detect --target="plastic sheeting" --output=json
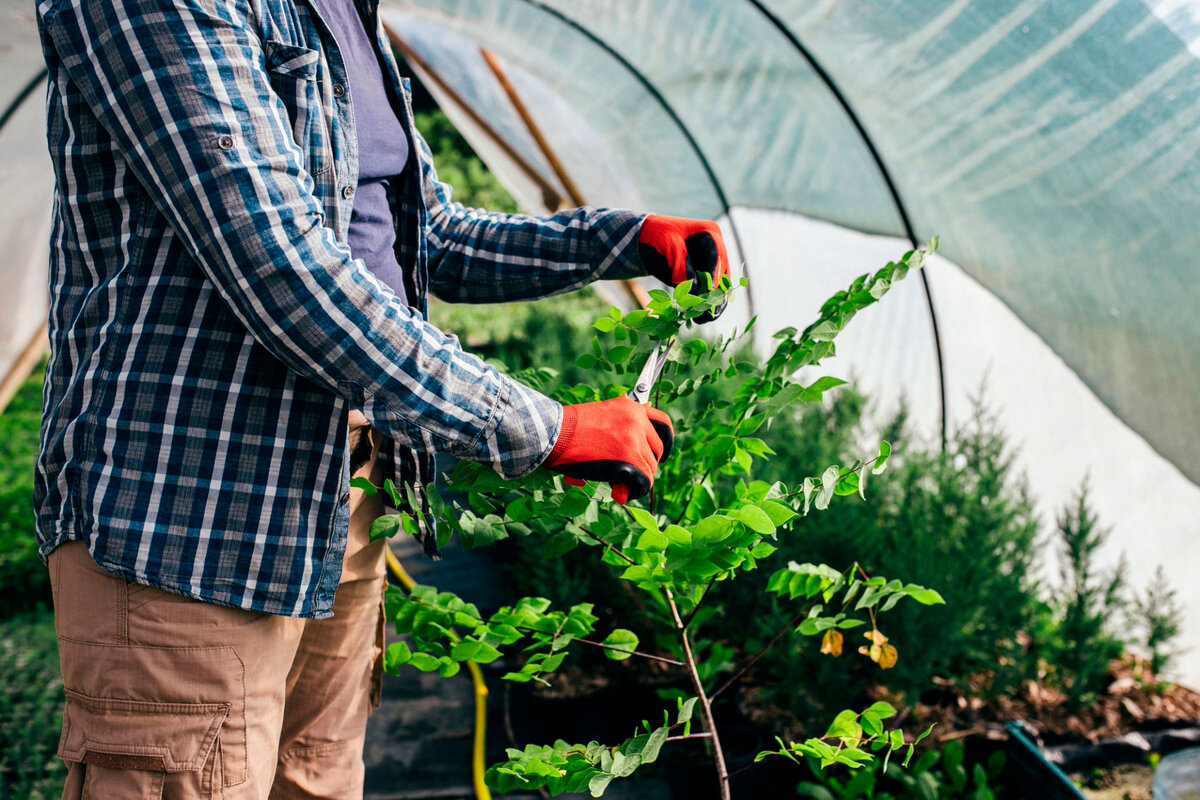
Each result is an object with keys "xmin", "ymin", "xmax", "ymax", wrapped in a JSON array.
[
  {"xmin": 385, "ymin": 0, "xmax": 1200, "ymax": 492},
  {"xmin": 0, "ymin": 0, "xmax": 51, "ymax": 395},
  {"xmin": 382, "ymin": 0, "xmax": 1200, "ymax": 681}
]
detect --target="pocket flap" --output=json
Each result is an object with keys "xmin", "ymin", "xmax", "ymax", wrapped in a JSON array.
[
  {"xmin": 58, "ymin": 689, "xmax": 229, "ymax": 773},
  {"xmin": 264, "ymin": 39, "xmax": 320, "ymax": 78}
]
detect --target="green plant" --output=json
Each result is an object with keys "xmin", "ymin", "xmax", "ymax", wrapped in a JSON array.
[
  {"xmin": 363, "ymin": 242, "xmax": 948, "ymax": 798},
  {"xmin": 796, "ymin": 740, "xmax": 1006, "ymax": 800},
  {"xmin": 0, "ymin": 607, "xmax": 66, "ymax": 800},
  {"xmin": 1050, "ymin": 482, "xmax": 1127, "ymax": 707},
  {"xmin": 0, "ymin": 361, "xmax": 49, "ymax": 613},
  {"xmin": 1133, "ymin": 564, "xmax": 1183, "ymax": 678}
]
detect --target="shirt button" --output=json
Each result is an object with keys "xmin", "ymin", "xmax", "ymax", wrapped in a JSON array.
[
  {"xmin": 340, "ymin": 492, "xmax": 351, "ymax": 505},
  {"xmin": 217, "ymin": 135, "xmax": 234, "ymax": 150},
  {"xmin": 342, "ymin": 185, "xmax": 354, "ymax": 199},
  {"xmin": 332, "ymin": 83, "xmax": 345, "ymax": 98}
]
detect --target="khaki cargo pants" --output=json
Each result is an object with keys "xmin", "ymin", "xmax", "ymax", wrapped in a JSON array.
[{"xmin": 50, "ymin": 413, "xmax": 389, "ymax": 800}]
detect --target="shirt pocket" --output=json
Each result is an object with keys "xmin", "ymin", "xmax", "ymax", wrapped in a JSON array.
[{"xmin": 264, "ymin": 39, "xmax": 332, "ymax": 178}]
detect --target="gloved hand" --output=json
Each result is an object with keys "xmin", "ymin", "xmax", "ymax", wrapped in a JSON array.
[
  {"xmin": 638, "ymin": 214, "xmax": 731, "ymax": 322},
  {"xmin": 543, "ymin": 396, "xmax": 674, "ymax": 503}
]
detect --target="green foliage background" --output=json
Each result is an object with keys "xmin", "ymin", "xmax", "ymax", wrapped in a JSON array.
[{"xmin": 0, "ymin": 365, "xmax": 66, "ymax": 800}]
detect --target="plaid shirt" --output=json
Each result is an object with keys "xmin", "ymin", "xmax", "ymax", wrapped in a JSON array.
[{"xmin": 34, "ymin": 0, "xmax": 646, "ymax": 617}]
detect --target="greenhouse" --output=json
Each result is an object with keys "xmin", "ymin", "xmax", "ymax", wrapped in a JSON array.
[{"xmin": 2, "ymin": 0, "xmax": 1199, "ymax": 797}]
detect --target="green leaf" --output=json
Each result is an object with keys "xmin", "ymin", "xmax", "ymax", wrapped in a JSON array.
[
  {"xmin": 593, "ymin": 317, "xmax": 617, "ymax": 333},
  {"xmin": 368, "ymin": 515, "xmax": 400, "ymax": 542},
  {"xmin": 620, "ymin": 565, "xmax": 654, "ymax": 584},
  {"xmin": 691, "ymin": 515, "xmax": 737, "ymax": 544},
  {"xmin": 609, "ymin": 345, "xmax": 634, "ymax": 364},
  {"xmin": 636, "ymin": 527, "xmax": 668, "ymax": 551},
  {"xmin": 807, "ymin": 319, "xmax": 840, "ymax": 341},
  {"xmin": 575, "ymin": 353, "xmax": 597, "ymax": 369},
  {"xmin": 407, "ymin": 652, "xmax": 441, "ymax": 672},
  {"xmin": 628, "ymin": 507, "xmax": 659, "ymax": 531},
  {"xmin": 450, "ymin": 639, "xmax": 502, "ymax": 663},
  {"xmin": 908, "ymin": 588, "xmax": 946, "ymax": 605},
  {"xmin": 758, "ymin": 499, "xmax": 798, "ymax": 527},
  {"xmin": 350, "ymin": 476, "xmax": 377, "ymax": 496},
  {"xmin": 873, "ymin": 441, "xmax": 891, "ymax": 474},
  {"xmin": 801, "ymin": 376, "xmax": 846, "ymax": 402},
  {"xmin": 383, "ymin": 641, "xmax": 411, "ymax": 670},
  {"xmin": 732, "ymin": 505, "xmax": 775, "ymax": 535},
  {"xmin": 677, "ymin": 697, "xmax": 699, "ymax": 724},
  {"xmin": 866, "ymin": 701, "xmax": 897, "ymax": 719},
  {"xmin": 588, "ymin": 773, "xmax": 614, "ymax": 797},
  {"xmin": 600, "ymin": 629, "xmax": 639, "ymax": 660}
]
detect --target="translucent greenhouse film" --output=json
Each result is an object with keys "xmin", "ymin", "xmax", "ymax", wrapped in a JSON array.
[{"xmin": 381, "ymin": 0, "xmax": 1200, "ymax": 680}]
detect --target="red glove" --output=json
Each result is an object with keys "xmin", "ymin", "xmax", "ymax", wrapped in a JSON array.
[
  {"xmin": 638, "ymin": 214, "xmax": 731, "ymax": 322},
  {"xmin": 543, "ymin": 396, "xmax": 674, "ymax": 503}
]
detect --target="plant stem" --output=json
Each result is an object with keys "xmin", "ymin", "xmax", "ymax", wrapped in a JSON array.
[
  {"xmin": 710, "ymin": 602, "xmax": 815, "ymax": 702},
  {"xmin": 580, "ymin": 525, "xmax": 636, "ymax": 565},
  {"xmin": 572, "ymin": 636, "xmax": 684, "ymax": 667},
  {"xmin": 666, "ymin": 732, "xmax": 713, "ymax": 743},
  {"xmin": 665, "ymin": 587, "xmax": 730, "ymax": 800}
]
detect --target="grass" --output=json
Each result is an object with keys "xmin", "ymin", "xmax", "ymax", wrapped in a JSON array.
[{"xmin": 0, "ymin": 607, "xmax": 65, "ymax": 800}]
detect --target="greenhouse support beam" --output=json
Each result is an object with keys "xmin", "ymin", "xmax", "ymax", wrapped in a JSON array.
[
  {"xmin": 513, "ymin": 0, "xmax": 754, "ymax": 319},
  {"xmin": 0, "ymin": 322, "xmax": 48, "ymax": 415},
  {"xmin": 744, "ymin": 0, "xmax": 948, "ymax": 448},
  {"xmin": 479, "ymin": 48, "xmax": 649, "ymax": 310},
  {"xmin": 0, "ymin": 70, "xmax": 47, "ymax": 134}
]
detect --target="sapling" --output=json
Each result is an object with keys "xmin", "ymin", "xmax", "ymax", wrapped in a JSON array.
[{"xmin": 357, "ymin": 241, "xmax": 945, "ymax": 798}]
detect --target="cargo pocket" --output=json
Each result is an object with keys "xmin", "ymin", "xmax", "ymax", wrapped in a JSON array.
[{"xmin": 59, "ymin": 689, "xmax": 229, "ymax": 799}]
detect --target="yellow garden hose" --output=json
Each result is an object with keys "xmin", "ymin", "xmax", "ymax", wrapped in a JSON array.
[{"xmin": 385, "ymin": 544, "xmax": 492, "ymax": 800}]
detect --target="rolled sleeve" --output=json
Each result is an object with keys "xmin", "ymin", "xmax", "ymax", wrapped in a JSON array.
[{"xmin": 417, "ymin": 133, "xmax": 648, "ymax": 303}]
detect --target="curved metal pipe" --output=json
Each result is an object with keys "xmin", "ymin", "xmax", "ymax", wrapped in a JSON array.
[
  {"xmin": 0, "ymin": 70, "xmax": 48, "ymax": 134},
  {"xmin": 513, "ymin": 0, "xmax": 754, "ymax": 317},
  {"xmin": 744, "ymin": 0, "xmax": 948, "ymax": 447}
]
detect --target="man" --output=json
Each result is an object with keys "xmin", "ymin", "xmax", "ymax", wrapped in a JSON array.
[{"xmin": 35, "ymin": 0, "xmax": 730, "ymax": 796}]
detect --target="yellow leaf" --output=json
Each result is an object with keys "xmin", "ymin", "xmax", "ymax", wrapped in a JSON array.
[
  {"xmin": 878, "ymin": 644, "xmax": 899, "ymax": 669},
  {"xmin": 862, "ymin": 629, "xmax": 889, "ymax": 647},
  {"xmin": 821, "ymin": 630, "xmax": 843, "ymax": 657}
]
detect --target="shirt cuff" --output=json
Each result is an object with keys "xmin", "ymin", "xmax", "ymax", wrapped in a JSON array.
[
  {"xmin": 482, "ymin": 377, "xmax": 564, "ymax": 480},
  {"xmin": 593, "ymin": 209, "xmax": 649, "ymax": 282}
]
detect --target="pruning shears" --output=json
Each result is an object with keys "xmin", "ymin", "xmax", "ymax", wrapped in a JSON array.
[
  {"xmin": 564, "ymin": 338, "xmax": 676, "ymax": 503},
  {"xmin": 629, "ymin": 337, "xmax": 676, "ymax": 405}
]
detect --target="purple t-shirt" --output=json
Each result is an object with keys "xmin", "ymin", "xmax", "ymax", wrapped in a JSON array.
[{"xmin": 311, "ymin": 0, "xmax": 410, "ymax": 303}]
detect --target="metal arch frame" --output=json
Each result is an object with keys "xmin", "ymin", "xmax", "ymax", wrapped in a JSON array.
[
  {"xmin": 513, "ymin": 0, "xmax": 753, "ymax": 317},
  {"xmin": 744, "ymin": 0, "xmax": 948, "ymax": 447},
  {"xmin": 0, "ymin": 70, "xmax": 48, "ymax": 134}
]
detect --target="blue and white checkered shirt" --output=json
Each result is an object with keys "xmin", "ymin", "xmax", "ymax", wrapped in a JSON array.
[{"xmin": 34, "ymin": 0, "xmax": 646, "ymax": 617}]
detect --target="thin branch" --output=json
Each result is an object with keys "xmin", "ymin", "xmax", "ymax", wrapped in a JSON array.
[
  {"xmin": 667, "ymin": 732, "xmax": 713, "ymax": 743},
  {"xmin": 665, "ymin": 587, "xmax": 731, "ymax": 800},
  {"xmin": 580, "ymin": 524, "xmax": 636, "ymax": 566},
  {"xmin": 710, "ymin": 600, "xmax": 817, "ymax": 702},
  {"xmin": 502, "ymin": 620, "xmax": 684, "ymax": 667},
  {"xmin": 573, "ymin": 636, "xmax": 684, "ymax": 667}
]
